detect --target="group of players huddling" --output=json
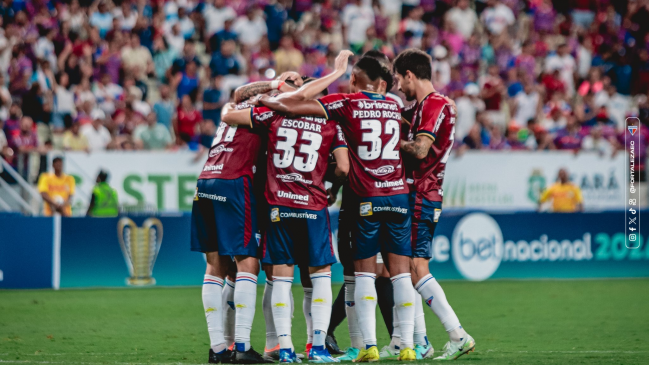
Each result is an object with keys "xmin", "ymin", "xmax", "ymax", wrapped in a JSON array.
[{"xmin": 191, "ymin": 48, "xmax": 475, "ymax": 364}]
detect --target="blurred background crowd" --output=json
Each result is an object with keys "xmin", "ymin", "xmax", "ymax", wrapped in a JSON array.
[{"xmin": 0, "ymin": 0, "xmax": 648, "ymax": 183}]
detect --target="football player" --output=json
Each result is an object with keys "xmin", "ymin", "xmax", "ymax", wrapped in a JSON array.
[
  {"xmin": 394, "ymin": 48, "xmax": 476, "ymax": 360},
  {"xmin": 192, "ymin": 72, "xmax": 301, "ymax": 364},
  {"xmin": 256, "ymin": 55, "xmax": 418, "ymax": 362},
  {"xmin": 221, "ymin": 50, "xmax": 353, "ymax": 363}
]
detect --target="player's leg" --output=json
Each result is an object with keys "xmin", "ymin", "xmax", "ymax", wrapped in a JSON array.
[
  {"xmin": 326, "ymin": 284, "xmax": 346, "ymax": 355},
  {"xmin": 305, "ymin": 208, "xmax": 338, "ymax": 363},
  {"xmin": 407, "ymin": 191, "xmax": 434, "ymax": 359},
  {"xmin": 216, "ymin": 177, "xmax": 269, "ymax": 364},
  {"xmin": 204, "ymin": 252, "xmax": 231, "ymax": 360},
  {"xmin": 191, "ymin": 179, "xmax": 233, "ymax": 364},
  {"xmin": 233, "ymin": 256, "xmax": 261, "ymax": 352},
  {"xmin": 272, "ymin": 264, "xmax": 297, "ymax": 362},
  {"xmin": 351, "ymin": 202, "xmax": 383, "ymax": 362},
  {"xmin": 333, "ymin": 196, "xmax": 363, "ymax": 360},
  {"xmin": 299, "ymin": 264, "xmax": 314, "ymax": 354},
  {"xmin": 374, "ymin": 261, "xmax": 400, "ymax": 359},
  {"xmin": 223, "ymin": 263, "xmax": 237, "ymax": 350},
  {"xmin": 262, "ymin": 264, "xmax": 280, "ymax": 360},
  {"xmin": 375, "ymin": 261, "xmax": 394, "ymax": 337},
  {"xmin": 264, "ymin": 205, "xmax": 301, "ymax": 363},
  {"xmin": 410, "ymin": 196, "xmax": 474, "ymax": 360},
  {"xmin": 382, "ymin": 194, "xmax": 417, "ymax": 361}
]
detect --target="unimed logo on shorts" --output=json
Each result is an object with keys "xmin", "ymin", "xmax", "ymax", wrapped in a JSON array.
[{"xmin": 451, "ymin": 213, "xmax": 503, "ymax": 281}]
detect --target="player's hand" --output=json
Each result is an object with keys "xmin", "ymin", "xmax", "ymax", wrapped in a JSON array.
[
  {"xmin": 335, "ymin": 50, "xmax": 354, "ymax": 74},
  {"xmin": 327, "ymin": 188, "xmax": 337, "ymax": 206},
  {"xmin": 254, "ymin": 94, "xmax": 271, "ymax": 106},
  {"xmin": 278, "ymin": 71, "xmax": 302, "ymax": 87}
]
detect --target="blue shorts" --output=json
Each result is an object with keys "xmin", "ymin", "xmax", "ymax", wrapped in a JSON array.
[
  {"xmin": 409, "ymin": 191, "xmax": 442, "ymax": 259},
  {"xmin": 351, "ymin": 192, "xmax": 412, "ymax": 260},
  {"xmin": 190, "ymin": 177, "xmax": 260, "ymax": 256},
  {"xmin": 262, "ymin": 205, "xmax": 337, "ymax": 267}
]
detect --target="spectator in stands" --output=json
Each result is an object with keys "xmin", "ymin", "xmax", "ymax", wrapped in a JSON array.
[
  {"xmin": 342, "ymin": 0, "xmax": 375, "ymax": 53},
  {"xmin": 480, "ymin": 64, "xmax": 506, "ymax": 130},
  {"xmin": 511, "ymin": 79, "xmax": 540, "ymax": 128},
  {"xmin": 455, "ymin": 83, "xmax": 485, "ymax": 141},
  {"xmin": 581, "ymin": 125, "xmax": 614, "ymax": 157},
  {"xmin": 175, "ymin": 90, "xmax": 201, "ymax": 144},
  {"xmin": 264, "ymin": 0, "xmax": 289, "ymax": 50},
  {"xmin": 121, "ymin": 33, "xmax": 153, "ymax": 81},
  {"xmin": 446, "ymin": 0, "xmax": 478, "ymax": 41},
  {"xmin": 233, "ymin": 7, "xmax": 267, "ymax": 48},
  {"xmin": 38, "ymin": 156, "xmax": 75, "ymax": 216},
  {"xmin": 62, "ymin": 118, "xmax": 89, "ymax": 152},
  {"xmin": 538, "ymin": 168, "xmax": 583, "ymax": 213},
  {"xmin": 153, "ymin": 84, "xmax": 176, "ymax": 133},
  {"xmin": 210, "ymin": 17, "xmax": 237, "ymax": 54},
  {"xmin": 594, "ymin": 84, "xmax": 630, "ymax": 131},
  {"xmin": 209, "ymin": 39, "xmax": 241, "ymax": 76},
  {"xmin": 274, "ymin": 35, "xmax": 303, "ymax": 74},
  {"xmin": 545, "ymin": 44, "xmax": 576, "ymax": 97},
  {"xmin": 86, "ymin": 170, "xmax": 118, "ymax": 217},
  {"xmin": 8, "ymin": 116, "xmax": 41, "ymax": 176},
  {"xmin": 203, "ymin": 0, "xmax": 237, "ymax": 38},
  {"xmin": 203, "ymin": 75, "xmax": 224, "ymax": 125},
  {"xmin": 133, "ymin": 111, "xmax": 173, "ymax": 150},
  {"xmin": 553, "ymin": 117, "xmax": 583, "ymax": 151},
  {"xmin": 80, "ymin": 109, "xmax": 112, "ymax": 152},
  {"xmin": 480, "ymin": 0, "xmax": 514, "ymax": 35}
]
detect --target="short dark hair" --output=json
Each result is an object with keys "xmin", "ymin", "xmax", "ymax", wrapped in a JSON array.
[
  {"xmin": 97, "ymin": 170, "xmax": 109, "ymax": 182},
  {"xmin": 362, "ymin": 50, "xmax": 395, "ymax": 91},
  {"xmin": 53, "ymin": 157, "xmax": 63, "ymax": 164},
  {"xmin": 354, "ymin": 56, "xmax": 386, "ymax": 82},
  {"xmin": 302, "ymin": 77, "xmax": 329, "ymax": 96},
  {"xmin": 393, "ymin": 49, "xmax": 432, "ymax": 80}
]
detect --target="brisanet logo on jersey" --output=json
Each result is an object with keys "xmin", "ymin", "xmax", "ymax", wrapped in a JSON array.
[{"xmin": 451, "ymin": 213, "xmax": 503, "ymax": 281}]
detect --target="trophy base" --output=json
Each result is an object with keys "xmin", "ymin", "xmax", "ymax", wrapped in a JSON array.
[{"xmin": 127, "ymin": 277, "xmax": 156, "ymax": 286}]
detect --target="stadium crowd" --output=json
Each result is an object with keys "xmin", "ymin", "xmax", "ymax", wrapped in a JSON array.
[{"xmin": 0, "ymin": 0, "xmax": 648, "ymax": 180}]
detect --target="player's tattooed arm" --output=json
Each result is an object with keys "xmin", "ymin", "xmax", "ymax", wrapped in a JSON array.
[
  {"xmin": 233, "ymin": 79, "xmax": 297, "ymax": 103},
  {"xmin": 257, "ymin": 95, "xmax": 326, "ymax": 118},
  {"xmin": 400, "ymin": 135, "xmax": 434, "ymax": 159}
]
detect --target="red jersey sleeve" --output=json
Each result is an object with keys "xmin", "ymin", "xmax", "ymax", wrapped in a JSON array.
[
  {"xmin": 316, "ymin": 93, "xmax": 351, "ymax": 123},
  {"xmin": 331, "ymin": 122, "xmax": 348, "ymax": 152},
  {"xmin": 250, "ymin": 106, "xmax": 282, "ymax": 130},
  {"xmin": 417, "ymin": 97, "xmax": 452, "ymax": 142}
]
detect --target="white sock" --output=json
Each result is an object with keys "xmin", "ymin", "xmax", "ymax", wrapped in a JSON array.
[
  {"xmin": 233, "ymin": 273, "xmax": 257, "ymax": 352},
  {"xmin": 310, "ymin": 272, "xmax": 332, "ymax": 350},
  {"xmin": 390, "ymin": 305, "xmax": 401, "ymax": 350},
  {"xmin": 414, "ymin": 291, "xmax": 429, "ymax": 346},
  {"xmin": 415, "ymin": 274, "xmax": 465, "ymax": 342},
  {"xmin": 263, "ymin": 280, "xmax": 279, "ymax": 350},
  {"xmin": 303, "ymin": 287, "xmax": 313, "ymax": 346},
  {"xmin": 354, "ymin": 272, "xmax": 377, "ymax": 348},
  {"xmin": 344, "ymin": 276, "xmax": 363, "ymax": 349},
  {"xmin": 272, "ymin": 276, "xmax": 294, "ymax": 351},
  {"xmin": 222, "ymin": 278, "xmax": 236, "ymax": 348},
  {"xmin": 392, "ymin": 273, "xmax": 415, "ymax": 349},
  {"xmin": 202, "ymin": 275, "xmax": 226, "ymax": 352}
]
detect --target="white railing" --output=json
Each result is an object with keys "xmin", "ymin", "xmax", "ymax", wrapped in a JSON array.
[{"xmin": 0, "ymin": 159, "xmax": 41, "ymax": 215}]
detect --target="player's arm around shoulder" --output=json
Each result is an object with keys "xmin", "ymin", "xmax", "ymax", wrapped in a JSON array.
[{"xmin": 221, "ymin": 103, "xmax": 253, "ymax": 127}]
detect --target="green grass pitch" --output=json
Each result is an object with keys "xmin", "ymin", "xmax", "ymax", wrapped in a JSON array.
[{"xmin": 1, "ymin": 279, "xmax": 647, "ymax": 365}]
